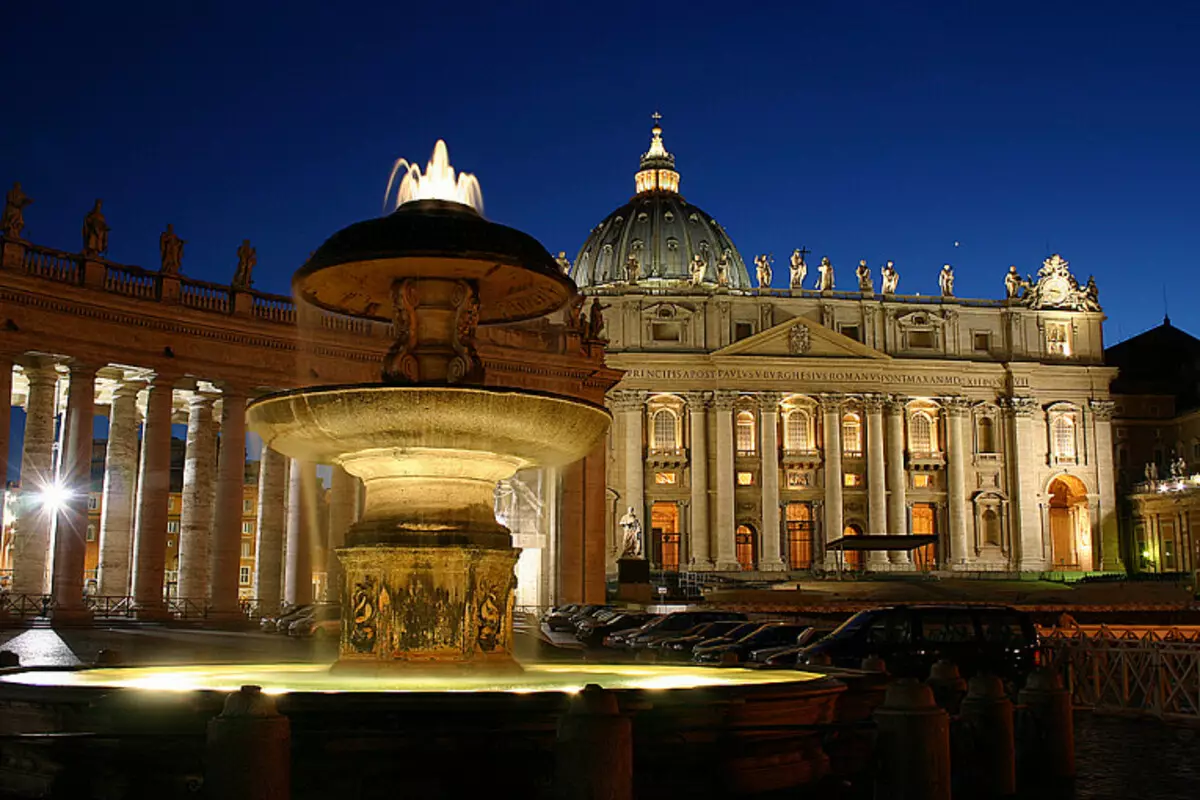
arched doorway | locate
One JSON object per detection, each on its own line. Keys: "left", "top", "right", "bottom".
{"left": 651, "top": 501, "right": 680, "bottom": 571}
{"left": 841, "top": 523, "right": 863, "bottom": 571}
{"left": 735, "top": 524, "right": 757, "bottom": 571}
{"left": 786, "top": 502, "right": 814, "bottom": 570}
{"left": 1048, "top": 475, "right": 1091, "bottom": 571}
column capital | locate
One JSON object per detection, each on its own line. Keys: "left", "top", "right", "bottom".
{"left": 1088, "top": 399, "right": 1116, "bottom": 421}
{"left": 683, "top": 390, "right": 712, "bottom": 410}
{"left": 884, "top": 394, "right": 909, "bottom": 414}
{"left": 609, "top": 389, "right": 645, "bottom": 412}
{"left": 861, "top": 393, "right": 887, "bottom": 414}
{"left": 1000, "top": 395, "right": 1039, "bottom": 418}
{"left": 215, "top": 382, "right": 252, "bottom": 400}
{"left": 939, "top": 395, "right": 972, "bottom": 417}
{"left": 755, "top": 391, "right": 782, "bottom": 412}
{"left": 711, "top": 389, "right": 740, "bottom": 412}
{"left": 183, "top": 389, "right": 219, "bottom": 409}
{"left": 817, "top": 392, "right": 845, "bottom": 413}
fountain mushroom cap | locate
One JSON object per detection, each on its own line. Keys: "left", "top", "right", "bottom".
{"left": 294, "top": 199, "right": 574, "bottom": 325}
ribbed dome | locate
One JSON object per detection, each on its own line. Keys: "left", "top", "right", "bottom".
{"left": 569, "top": 119, "right": 751, "bottom": 290}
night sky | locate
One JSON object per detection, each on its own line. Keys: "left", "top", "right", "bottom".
{"left": 2, "top": 2, "right": 1197, "bottom": 344}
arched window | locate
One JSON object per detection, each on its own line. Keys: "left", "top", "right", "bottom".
{"left": 977, "top": 417, "right": 996, "bottom": 454}
{"left": 909, "top": 412, "right": 934, "bottom": 454}
{"left": 735, "top": 524, "right": 757, "bottom": 571}
{"left": 652, "top": 409, "right": 677, "bottom": 452}
{"left": 784, "top": 410, "right": 811, "bottom": 452}
{"left": 1053, "top": 415, "right": 1076, "bottom": 460}
{"left": 842, "top": 413, "right": 862, "bottom": 455}
{"left": 736, "top": 410, "right": 756, "bottom": 454}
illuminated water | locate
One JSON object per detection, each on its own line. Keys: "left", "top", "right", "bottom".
{"left": 383, "top": 139, "right": 484, "bottom": 213}
{"left": 0, "top": 662, "right": 824, "bottom": 694}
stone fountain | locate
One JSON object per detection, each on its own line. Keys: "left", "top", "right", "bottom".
{"left": 247, "top": 142, "right": 610, "bottom": 672}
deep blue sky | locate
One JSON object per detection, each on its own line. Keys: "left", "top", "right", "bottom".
{"left": 2, "top": 2, "right": 1197, "bottom": 343}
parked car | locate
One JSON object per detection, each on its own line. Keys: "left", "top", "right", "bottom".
{"left": 795, "top": 604, "right": 1039, "bottom": 684}
{"left": 694, "top": 622, "right": 812, "bottom": 665}
{"left": 261, "top": 604, "right": 313, "bottom": 634}
{"left": 622, "top": 611, "right": 747, "bottom": 650}
{"left": 540, "top": 604, "right": 584, "bottom": 630}
{"left": 288, "top": 604, "right": 341, "bottom": 637}
{"left": 545, "top": 604, "right": 609, "bottom": 632}
{"left": 746, "top": 627, "right": 827, "bottom": 664}
{"left": 578, "top": 612, "right": 658, "bottom": 648}
{"left": 650, "top": 620, "right": 753, "bottom": 659}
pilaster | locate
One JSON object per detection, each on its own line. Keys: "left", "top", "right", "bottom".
{"left": 818, "top": 393, "right": 844, "bottom": 569}
{"left": 683, "top": 391, "right": 712, "bottom": 569}
{"left": 610, "top": 389, "right": 645, "bottom": 537}
{"left": 942, "top": 395, "right": 972, "bottom": 568}
{"left": 712, "top": 389, "right": 740, "bottom": 570}
{"left": 1002, "top": 395, "right": 1046, "bottom": 571}
{"left": 885, "top": 395, "right": 911, "bottom": 566}
{"left": 757, "top": 392, "right": 786, "bottom": 570}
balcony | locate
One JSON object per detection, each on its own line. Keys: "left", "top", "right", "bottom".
{"left": 647, "top": 447, "right": 689, "bottom": 468}
{"left": 782, "top": 449, "right": 823, "bottom": 468}
{"left": 907, "top": 451, "right": 946, "bottom": 471}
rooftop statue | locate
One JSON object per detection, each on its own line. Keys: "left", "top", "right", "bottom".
{"left": 754, "top": 253, "right": 772, "bottom": 288}
{"left": 159, "top": 224, "right": 185, "bottom": 275}
{"left": 690, "top": 251, "right": 707, "bottom": 286}
{"left": 1084, "top": 275, "right": 1100, "bottom": 311}
{"left": 789, "top": 248, "right": 808, "bottom": 289}
{"left": 856, "top": 259, "right": 873, "bottom": 293}
{"left": 1004, "top": 265, "right": 1027, "bottom": 299}
{"left": 815, "top": 256, "right": 834, "bottom": 291}
{"left": 618, "top": 506, "right": 643, "bottom": 559}
{"left": 625, "top": 252, "right": 641, "bottom": 284}
{"left": 939, "top": 263, "right": 955, "bottom": 297}
{"left": 715, "top": 251, "right": 731, "bottom": 287}
{"left": 880, "top": 260, "right": 899, "bottom": 294}
{"left": 587, "top": 298, "right": 609, "bottom": 339}
{"left": 2, "top": 182, "right": 32, "bottom": 239}
{"left": 82, "top": 199, "right": 109, "bottom": 257}
{"left": 554, "top": 251, "right": 571, "bottom": 274}
{"left": 232, "top": 239, "right": 256, "bottom": 290}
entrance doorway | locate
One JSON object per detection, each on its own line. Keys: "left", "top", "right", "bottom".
{"left": 911, "top": 503, "right": 938, "bottom": 571}
{"left": 735, "top": 524, "right": 757, "bottom": 571}
{"left": 840, "top": 523, "right": 863, "bottom": 570}
{"left": 651, "top": 501, "right": 680, "bottom": 571}
{"left": 785, "top": 502, "right": 813, "bottom": 569}
{"left": 1048, "top": 475, "right": 1091, "bottom": 571}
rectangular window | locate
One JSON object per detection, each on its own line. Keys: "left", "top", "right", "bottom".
{"left": 86, "top": 525, "right": 96, "bottom": 542}
{"left": 973, "top": 332, "right": 991, "bottom": 352}
{"left": 241, "top": 521, "right": 254, "bottom": 534}
{"left": 239, "top": 566, "right": 251, "bottom": 585}
{"left": 166, "top": 520, "right": 180, "bottom": 534}
{"left": 654, "top": 471, "right": 676, "bottom": 485}
{"left": 908, "top": 330, "right": 935, "bottom": 349}
{"left": 240, "top": 541, "right": 252, "bottom": 558}
{"left": 913, "top": 473, "right": 932, "bottom": 489}
{"left": 843, "top": 473, "right": 862, "bottom": 487}
{"left": 87, "top": 494, "right": 100, "bottom": 511}
{"left": 736, "top": 411, "right": 756, "bottom": 454}
{"left": 737, "top": 471, "right": 755, "bottom": 486}
{"left": 651, "top": 322, "right": 681, "bottom": 342}
{"left": 840, "top": 324, "right": 860, "bottom": 342}
{"left": 786, "top": 469, "right": 810, "bottom": 489}
{"left": 1045, "top": 321, "right": 1071, "bottom": 356}
{"left": 734, "top": 322, "right": 754, "bottom": 341}
{"left": 243, "top": 499, "right": 254, "bottom": 513}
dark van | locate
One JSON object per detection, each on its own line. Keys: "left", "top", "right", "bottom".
{"left": 797, "top": 604, "right": 1039, "bottom": 684}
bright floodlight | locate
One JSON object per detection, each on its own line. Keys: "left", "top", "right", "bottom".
{"left": 37, "top": 481, "right": 72, "bottom": 514}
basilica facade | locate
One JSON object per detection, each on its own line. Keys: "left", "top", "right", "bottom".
{"left": 571, "top": 122, "right": 1122, "bottom": 576}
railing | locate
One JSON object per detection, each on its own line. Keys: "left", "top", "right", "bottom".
{"left": 84, "top": 595, "right": 136, "bottom": 617}
{"left": 180, "top": 277, "right": 230, "bottom": 313}
{"left": 1043, "top": 634, "right": 1200, "bottom": 723}
{"left": 320, "top": 310, "right": 374, "bottom": 335}
{"left": 168, "top": 598, "right": 209, "bottom": 619}
{"left": 253, "top": 292, "right": 296, "bottom": 324}
{"left": 0, "top": 593, "right": 52, "bottom": 617}
{"left": 23, "top": 245, "right": 79, "bottom": 283}
{"left": 104, "top": 264, "right": 158, "bottom": 299}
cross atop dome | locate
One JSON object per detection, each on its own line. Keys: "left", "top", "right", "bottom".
{"left": 636, "top": 112, "right": 680, "bottom": 194}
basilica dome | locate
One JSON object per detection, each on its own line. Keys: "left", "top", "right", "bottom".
{"left": 570, "top": 120, "right": 751, "bottom": 290}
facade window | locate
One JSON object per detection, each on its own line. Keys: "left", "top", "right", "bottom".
{"left": 86, "top": 524, "right": 96, "bottom": 542}
{"left": 786, "top": 502, "right": 813, "bottom": 570}
{"left": 239, "top": 566, "right": 251, "bottom": 585}
{"left": 651, "top": 322, "right": 681, "bottom": 342}
{"left": 913, "top": 473, "right": 932, "bottom": 489}
{"left": 973, "top": 332, "right": 991, "bottom": 352}
{"left": 912, "top": 503, "right": 938, "bottom": 570}
{"left": 87, "top": 494, "right": 100, "bottom": 511}
{"left": 840, "top": 324, "right": 860, "bottom": 342}
{"left": 1045, "top": 321, "right": 1071, "bottom": 356}
{"left": 908, "top": 330, "right": 935, "bottom": 349}
{"left": 734, "top": 322, "right": 754, "bottom": 341}
{"left": 654, "top": 471, "right": 676, "bottom": 485}
{"left": 240, "top": 541, "right": 252, "bottom": 558}
{"left": 1052, "top": 415, "right": 1077, "bottom": 460}
{"left": 977, "top": 417, "right": 996, "bottom": 453}
{"left": 784, "top": 410, "right": 811, "bottom": 451}
{"left": 736, "top": 471, "right": 754, "bottom": 486}
{"left": 167, "top": 520, "right": 180, "bottom": 534}
{"left": 652, "top": 409, "right": 678, "bottom": 451}
{"left": 243, "top": 499, "right": 254, "bottom": 513}
{"left": 842, "top": 413, "right": 862, "bottom": 455}
{"left": 843, "top": 473, "right": 863, "bottom": 487}
{"left": 786, "top": 469, "right": 810, "bottom": 489}
{"left": 241, "top": 521, "right": 254, "bottom": 535}
{"left": 736, "top": 410, "right": 756, "bottom": 454}
{"left": 909, "top": 412, "right": 935, "bottom": 454}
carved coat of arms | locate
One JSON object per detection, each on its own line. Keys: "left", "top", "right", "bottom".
{"left": 788, "top": 324, "right": 812, "bottom": 355}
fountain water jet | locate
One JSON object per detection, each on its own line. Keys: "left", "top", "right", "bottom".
{"left": 383, "top": 139, "right": 484, "bottom": 214}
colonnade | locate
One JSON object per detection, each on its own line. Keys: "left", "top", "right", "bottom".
{"left": 0, "top": 355, "right": 359, "bottom": 622}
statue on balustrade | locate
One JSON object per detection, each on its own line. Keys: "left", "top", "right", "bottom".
{"left": 690, "top": 251, "right": 708, "bottom": 286}
{"left": 555, "top": 251, "right": 571, "bottom": 274}
{"left": 754, "top": 253, "right": 772, "bottom": 288}
{"left": 939, "top": 263, "right": 955, "bottom": 297}
{"left": 625, "top": 252, "right": 641, "bottom": 284}
{"left": 159, "top": 224, "right": 185, "bottom": 275}
{"left": 880, "top": 260, "right": 899, "bottom": 294}
{"left": 618, "top": 507, "right": 643, "bottom": 559}
{"left": 815, "top": 256, "right": 834, "bottom": 291}
{"left": 789, "top": 248, "right": 807, "bottom": 289}
{"left": 232, "top": 239, "right": 256, "bottom": 290}
{"left": 1004, "top": 265, "right": 1030, "bottom": 299}
{"left": 856, "top": 259, "right": 874, "bottom": 292}
{"left": 2, "top": 182, "right": 32, "bottom": 239}
{"left": 1084, "top": 275, "right": 1100, "bottom": 311}
{"left": 586, "top": 298, "right": 609, "bottom": 340}
{"left": 82, "top": 199, "right": 109, "bottom": 257}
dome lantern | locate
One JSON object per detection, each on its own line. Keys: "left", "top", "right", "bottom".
{"left": 634, "top": 112, "right": 681, "bottom": 195}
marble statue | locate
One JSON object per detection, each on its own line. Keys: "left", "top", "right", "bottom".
{"left": 567, "top": 293, "right": 585, "bottom": 333}
{"left": 815, "top": 256, "right": 834, "bottom": 291}
{"left": 1004, "top": 265, "right": 1022, "bottom": 299}
{"left": 587, "top": 298, "right": 608, "bottom": 339}
{"left": 690, "top": 252, "right": 707, "bottom": 286}
{"left": 754, "top": 253, "right": 772, "bottom": 288}
{"left": 1084, "top": 275, "right": 1100, "bottom": 311}
{"left": 159, "top": 224, "right": 185, "bottom": 275}
{"left": 82, "top": 199, "right": 109, "bottom": 257}
{"left": 789, "top": 248, "right": 807, "bottom": 289}
{"left": 880, "top": 260, "right": 899, "bottom": 294}
{"left": 618, "top": 506, "right": 643, "bottom": 558}
{"left": 2, "top": 182, "right": 32, "bottom": 239}
{"left": 232, "top": 239, "right": 256, "bottom": 290}
{"left": 554, "top": 251, "right": 571, "bottom": 274}
{"left": 939, "top": 263, "right": 955, "bottom": 297}
{"left": 625, "top": 252, "right": 641, "bottom": 284}
{"left": 856, "top": 259, "right": 873, "bottom": 292}
{"left": 715, "top": 250, "right": 731, "bottom": 287}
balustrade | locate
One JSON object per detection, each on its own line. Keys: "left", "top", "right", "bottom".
{"left": 23, "top": 245, "right": 79, "bottom": 283}
{"left": 181, "top": 278, "right": 231, "bottom": 312}
{"left": 104, "top": 264, "right": 158, "bottom": 298}
{"left": 253, "top": 292, "right": 296, "bottom": 324}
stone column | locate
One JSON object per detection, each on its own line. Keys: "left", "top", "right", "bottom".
{"left": 864, "top": 394, "right": 889, "bottom": 569}
{"left": 1004, "top": 396, "right": 1046, "bottom": 572}
{"left": 327, "top": 464, "right": 356, "bottom": 602}
{"left": 712, "top": 390, "right": 740, "bottom": 570}
{"left": 209, "top": 391, "right": 248, "bottom": 619}
{"left": 1089, "top": 400, "right": 1122, "bottom": 571}
{"left": 943, "top": 396, "right": 972, "bottom": 568}
{"left": 51, "top": 362, "right": 97, "bottom": 619}
{"left": 820, "top": 394, "right": 844, "bottom": 569}
{"left": 885, "top": 396, "right": 911, "bottom": 566}
{"left": 0, "top": 356, "right": 11, "bottom": 529}
{"left": 131, "top": 375, "right": 177, "bottom": 618}
{"left": 284, "top": 459, "right": 316, "bottom": 606}
{"left": 97, "top": 382, "right": 141, "bottom": 596}
{"left": 583, "top": 445, "right": 607, "bottom": 603}
{"left": 613, "top": 390, "right": 645, "bottom": 532}
{"left": 177, "top": 392, "right": 217, "bottom": 602}
{"left": 12, "top": 362, "right": 59, "bottom": 595}
{"left": 758, "top": 392, "right": 785, "bottom": 571}
{"left": 253, "top": 446, "right": 287, "bottom": 613}
{"left": 684, "top": 392, "right": 712, "bottom": 569}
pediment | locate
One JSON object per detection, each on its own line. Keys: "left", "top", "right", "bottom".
{"left": 713, "top": 316, "right": 890, "bottom": 360}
